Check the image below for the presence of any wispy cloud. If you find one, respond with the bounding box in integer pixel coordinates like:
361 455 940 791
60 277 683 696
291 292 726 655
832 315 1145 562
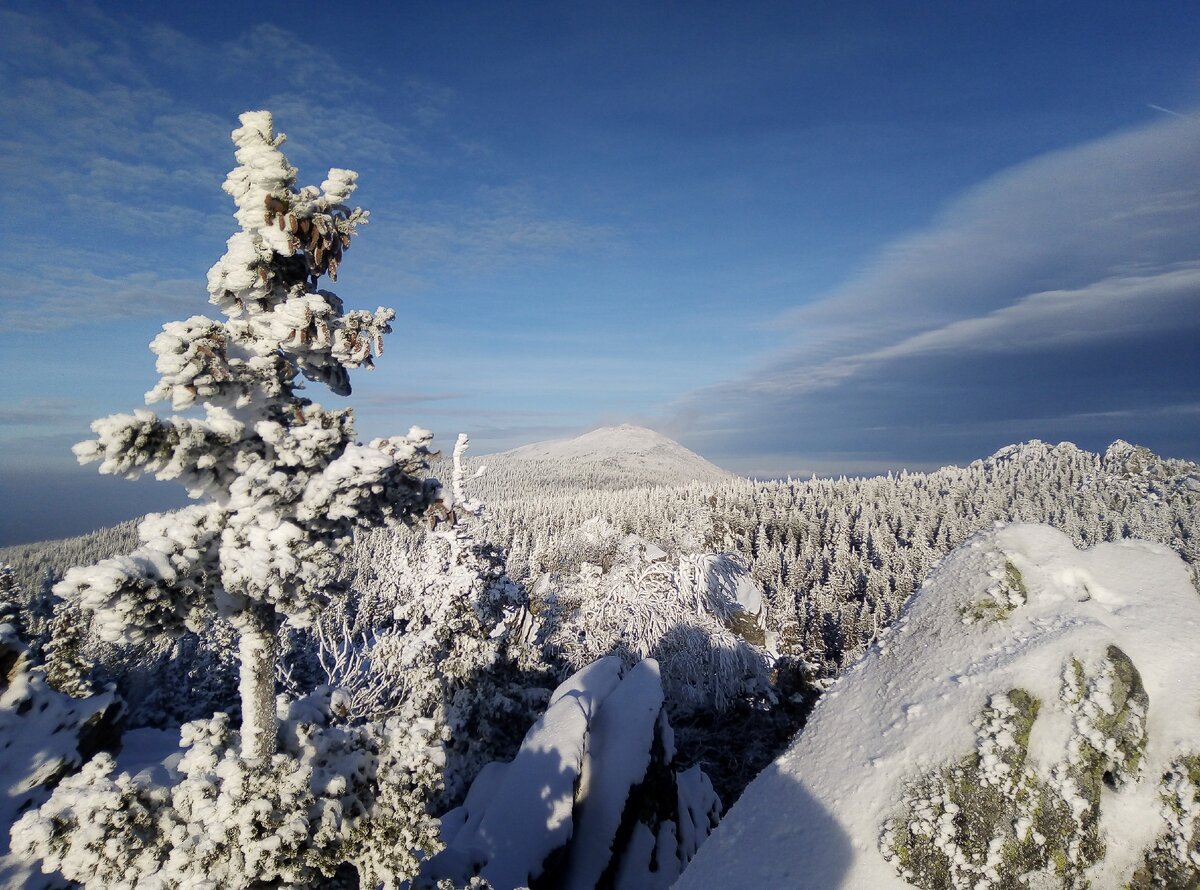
2 5 615 330
220 23 372 95
4 269 205 332
355 392 467 408
671 114 1200 469
1148 104 1187 118
0 399 88 428
361 185 619 288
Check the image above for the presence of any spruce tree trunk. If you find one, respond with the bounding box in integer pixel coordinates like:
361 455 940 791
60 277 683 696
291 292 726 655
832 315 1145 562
235 604 279 760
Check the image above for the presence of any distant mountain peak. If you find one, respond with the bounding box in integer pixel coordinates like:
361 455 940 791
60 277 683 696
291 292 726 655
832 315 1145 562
491 425 732 486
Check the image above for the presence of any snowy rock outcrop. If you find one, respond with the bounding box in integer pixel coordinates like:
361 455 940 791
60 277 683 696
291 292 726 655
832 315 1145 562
1101 438 1200 496
424 656 721 890
675 523 1200 889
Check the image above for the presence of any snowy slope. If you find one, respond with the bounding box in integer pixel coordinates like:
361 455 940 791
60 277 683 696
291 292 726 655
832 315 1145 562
675 523 1200 889
485 424 732 487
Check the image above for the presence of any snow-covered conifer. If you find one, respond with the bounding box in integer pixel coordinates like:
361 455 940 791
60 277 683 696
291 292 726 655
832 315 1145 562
0 566 21 639
42 594 95 699
16 112 445 888
52 111 439 759
25 568 59 657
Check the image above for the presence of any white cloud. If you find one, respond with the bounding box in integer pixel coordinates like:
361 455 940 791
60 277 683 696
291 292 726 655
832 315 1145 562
220 23 371 95
359 185 619 287
778 114 1200 345
0 399 87 428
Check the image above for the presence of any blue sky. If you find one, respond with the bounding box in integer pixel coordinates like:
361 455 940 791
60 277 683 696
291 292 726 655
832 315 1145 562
2 1 1200 544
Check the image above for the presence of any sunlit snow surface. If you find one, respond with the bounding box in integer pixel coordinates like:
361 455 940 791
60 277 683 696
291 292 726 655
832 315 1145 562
675 523 1200 888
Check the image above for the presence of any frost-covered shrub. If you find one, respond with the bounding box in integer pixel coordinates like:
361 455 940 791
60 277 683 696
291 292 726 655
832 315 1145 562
347 710 448 889
13 689 446 889
546 547 774 716
316 435 552 806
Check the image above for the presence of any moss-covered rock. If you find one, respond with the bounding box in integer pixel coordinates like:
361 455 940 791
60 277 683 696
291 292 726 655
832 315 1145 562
882 688 1068 890
961 561 1028 626
1129 754 1200 889
882 647 1151 890
1063 646 1147 789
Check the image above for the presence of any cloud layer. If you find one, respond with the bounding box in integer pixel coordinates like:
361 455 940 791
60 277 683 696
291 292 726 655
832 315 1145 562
673 115 1200 473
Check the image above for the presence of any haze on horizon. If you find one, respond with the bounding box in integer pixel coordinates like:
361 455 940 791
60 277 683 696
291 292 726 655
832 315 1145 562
2 1 1199 545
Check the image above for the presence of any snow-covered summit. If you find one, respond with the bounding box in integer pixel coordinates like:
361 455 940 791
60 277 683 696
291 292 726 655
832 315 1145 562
676 523 1200 889
979 439 1087 466
486 424 732 487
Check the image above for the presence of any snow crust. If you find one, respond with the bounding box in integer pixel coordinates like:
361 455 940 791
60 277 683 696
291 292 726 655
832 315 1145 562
675 523 1200 888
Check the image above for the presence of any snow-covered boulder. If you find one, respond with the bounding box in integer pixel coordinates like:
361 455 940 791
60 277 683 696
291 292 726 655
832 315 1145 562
675 524 1200 889
424 656 721 890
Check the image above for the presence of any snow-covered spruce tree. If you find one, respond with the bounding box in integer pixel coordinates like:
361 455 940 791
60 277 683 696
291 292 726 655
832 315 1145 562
26 567 59 659
0 565 21 640
12 112 445 888
52 111 438 760
41 593 96 698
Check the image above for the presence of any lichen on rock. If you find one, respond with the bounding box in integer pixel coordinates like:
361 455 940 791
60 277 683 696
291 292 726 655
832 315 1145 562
961 559 1028 626
881 688 1057 890
1129 754 1200 889
882 647 1151 890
